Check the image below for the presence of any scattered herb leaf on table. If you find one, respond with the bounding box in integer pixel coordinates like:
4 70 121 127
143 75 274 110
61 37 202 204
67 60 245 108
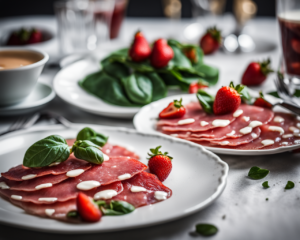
248 166 270 180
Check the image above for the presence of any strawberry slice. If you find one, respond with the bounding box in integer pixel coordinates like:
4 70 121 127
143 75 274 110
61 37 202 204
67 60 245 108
77 192 102 222
253 92 272 109
159 99 186 119
189 80 208 94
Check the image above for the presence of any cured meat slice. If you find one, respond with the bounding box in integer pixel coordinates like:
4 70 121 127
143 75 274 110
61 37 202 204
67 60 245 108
1 157 91 182
112 171 172 208
0 157 146 204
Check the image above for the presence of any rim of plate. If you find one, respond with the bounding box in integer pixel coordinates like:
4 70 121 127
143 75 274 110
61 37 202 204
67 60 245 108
133 93 300 156
0 124 228 233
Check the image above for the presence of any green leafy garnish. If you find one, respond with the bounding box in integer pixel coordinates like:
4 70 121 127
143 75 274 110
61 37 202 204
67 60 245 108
196 89 214 114
67 211 79 218
173 98 183 108
147 146 173 160
229 81 251 102
262 181 270 188
77 127 108 147
23 135 70 168
248 166 270 180
195 223 218 236
71 140 104 164
95 200 135 216
285 181 295 189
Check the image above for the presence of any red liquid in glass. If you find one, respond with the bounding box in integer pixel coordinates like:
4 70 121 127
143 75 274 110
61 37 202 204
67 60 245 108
279 12 300 76
110 0 127 39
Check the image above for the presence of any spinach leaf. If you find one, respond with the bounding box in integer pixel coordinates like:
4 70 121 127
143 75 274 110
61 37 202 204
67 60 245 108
196 223 218 236
248 166 269 180
76 127 108 147
122 73 152 104
285 181 295 189
23 135 70 168
146 72 167 101
71 140 104 164
196 89 214 114
102 61 130 80
167 44 192 70
195 64 219 86
97 200 135 216
67 211 79 218
262 181 270 188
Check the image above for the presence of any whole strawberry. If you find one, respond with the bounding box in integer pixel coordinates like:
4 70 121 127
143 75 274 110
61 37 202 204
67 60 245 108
241 59 273 86
150 39 174 68
27 29 43 44
148 146 172 182
200 26 221 55
129 31 151 62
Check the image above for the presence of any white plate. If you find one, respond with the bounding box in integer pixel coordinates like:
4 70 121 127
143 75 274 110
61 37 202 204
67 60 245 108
0 82 55 116
0 124 228 233
134 94 300 156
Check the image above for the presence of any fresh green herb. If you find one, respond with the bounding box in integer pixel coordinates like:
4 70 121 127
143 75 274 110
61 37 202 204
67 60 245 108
195 223 218 236
196 89 214 114
147 146 173 160
248 166 270 180
23 135 70 168
71 140 104 164
76 127 108 147
67 211 79 218
266 198 269 201
262 181 270 188
173 98 183 108
229 81 251 101
285 181 295 189
95 200 135 216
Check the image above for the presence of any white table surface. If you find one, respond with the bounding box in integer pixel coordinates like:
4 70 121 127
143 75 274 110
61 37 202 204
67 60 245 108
1 16 300 240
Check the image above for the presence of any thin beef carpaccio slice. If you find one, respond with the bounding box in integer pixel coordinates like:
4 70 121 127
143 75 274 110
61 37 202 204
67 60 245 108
0 157 146 204
157 102 237 133
1 157 92 182
112 171 172 208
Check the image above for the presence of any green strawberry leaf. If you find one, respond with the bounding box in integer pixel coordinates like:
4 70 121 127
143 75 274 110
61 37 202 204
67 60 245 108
147 146 173 160
196 89 214 114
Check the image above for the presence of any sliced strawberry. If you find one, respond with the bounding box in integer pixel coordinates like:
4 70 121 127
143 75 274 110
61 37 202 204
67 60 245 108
77 192 102 222
253 92 273 109
150 39 174 68
200 26 221 55
188 81 208 94
129 31 151 62
159 98 186 119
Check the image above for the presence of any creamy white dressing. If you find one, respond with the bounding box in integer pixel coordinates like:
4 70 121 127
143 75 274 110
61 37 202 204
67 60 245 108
154 191 168 200
103 154 110 161
0 182 9 189
268 126 284 135
251 133 258 139
261 139 274 146
49 162 61 167
21 174 37 180
243 116 250 122
294 132 300 137
118 173 131 180
282 134 293 139
131 186 147 192
77 181 101 191
249 121 263 128
273 116 284 123
233 109 243 117
94 190 118 200
297 123 300 129
212 119 230 127
281 142 289 145
275 137 281 142
35 183 52 190
219 141 230 145
289 126 299 133
226 130 236 137
66 169 85 177
170 134 178 137
239 126 252 135
11 195 22 200
45 209 55 217
177 118 195 125
294 140 300 144
38 197 57 202
200 121 209 126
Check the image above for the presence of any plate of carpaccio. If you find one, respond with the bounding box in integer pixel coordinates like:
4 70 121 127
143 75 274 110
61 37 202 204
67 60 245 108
0 124 228 233
134 84 300 155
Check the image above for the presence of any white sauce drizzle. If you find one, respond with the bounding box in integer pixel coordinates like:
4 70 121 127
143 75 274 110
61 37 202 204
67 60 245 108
21 174 37 180
0 182 9 189
103 154 110 161
281 142 289 145
294 140 300 144
294 132 300 137
177 118 195 125
226 130 236 137
35 183 52 190
94 190 118 200
243 116 250 122
297 123 300 129
289 126 299 133
154 191 168 200
249 121 263 128
297 116 300 121
49 162 60 167
66 169 85 177
131 186 148 192
275 137 281 142
118 173 131 180
239 126 252 135
233 109 243 117
77 181 101 190
273 116 284 123
45 209 55 217
38 197 57 202
212 119 230 127
251 133 258 139
200 121 209 126
261 139 274 146
11 195 22 200
219 141 230 145
282 134 293 139
170 134 178 137
239 121 263 135
268 126 284 135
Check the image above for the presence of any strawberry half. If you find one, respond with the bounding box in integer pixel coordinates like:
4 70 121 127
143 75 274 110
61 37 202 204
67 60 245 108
189 80 208 94
241 59 273 86
159 98 186 119
129 31 151 62
200 26 221 55
77 192 102 222
150 39 174 68
148 146 172 182
253 92 272 109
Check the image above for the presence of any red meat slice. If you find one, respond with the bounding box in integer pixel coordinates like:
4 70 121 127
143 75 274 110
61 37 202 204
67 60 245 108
112 171 172 208
0 157 146 204
1 157 91 182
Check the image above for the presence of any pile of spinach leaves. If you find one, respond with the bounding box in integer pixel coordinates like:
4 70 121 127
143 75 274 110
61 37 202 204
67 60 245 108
79 39 219 107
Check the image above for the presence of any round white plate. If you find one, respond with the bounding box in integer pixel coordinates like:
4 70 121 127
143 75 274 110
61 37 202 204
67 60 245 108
0 82 55 116
0 124 228 233
134 94 300 156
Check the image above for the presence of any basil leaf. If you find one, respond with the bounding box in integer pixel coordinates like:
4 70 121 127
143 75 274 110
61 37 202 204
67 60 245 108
262 181 270 188
76 127 108 147
146 72 167 101
194 64 219 86
248 166 270 180
196 223 218 236
100 200 135 216
285 181 295 189
71 140 104 164
23 135 70 168
196 89 214 114
67 210 79 218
